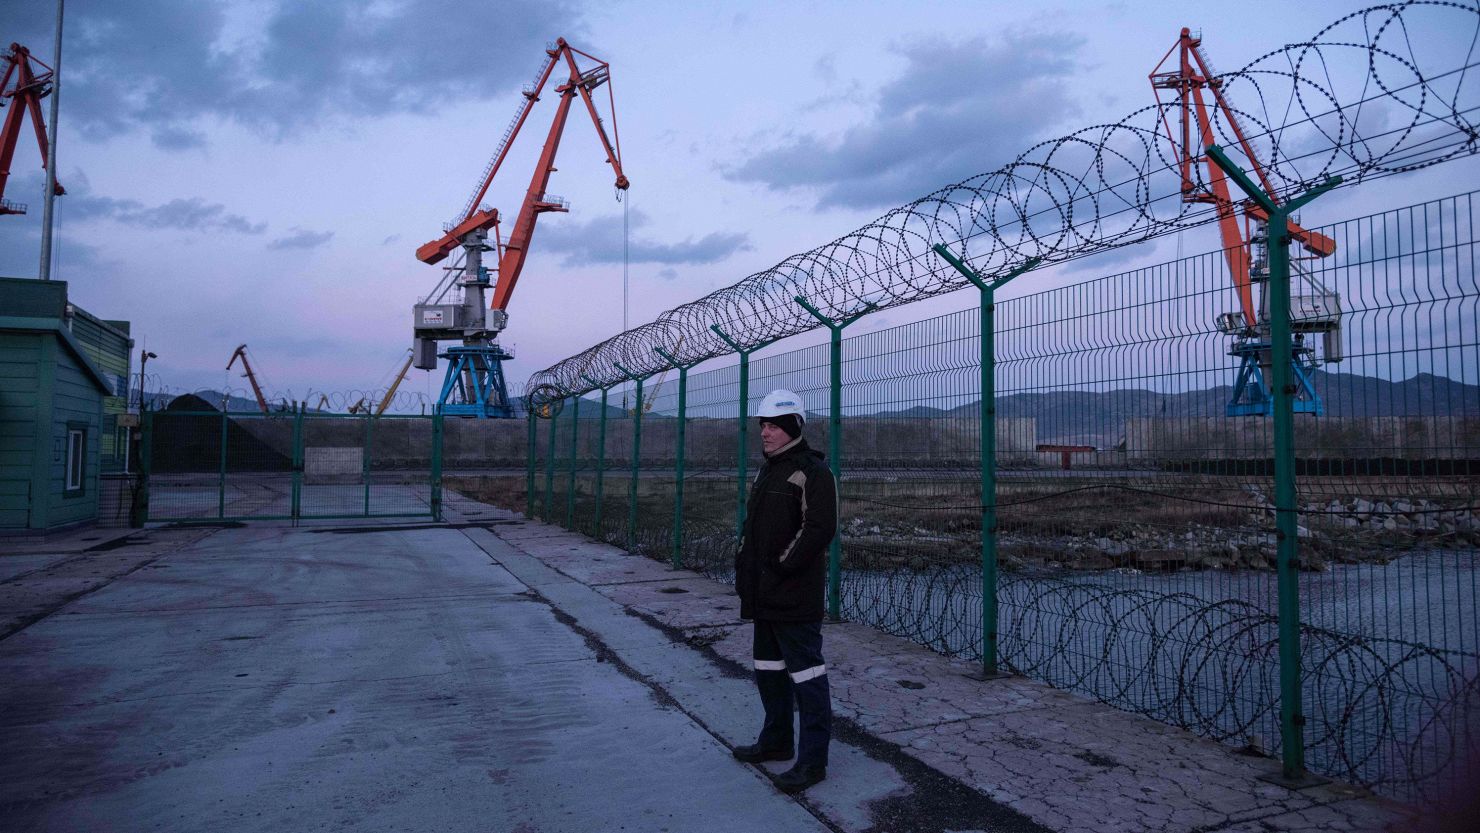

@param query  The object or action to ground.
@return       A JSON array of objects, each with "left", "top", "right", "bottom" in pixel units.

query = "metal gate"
[{"left": 138, "top": 410, "right": 442, "bottom": 523}]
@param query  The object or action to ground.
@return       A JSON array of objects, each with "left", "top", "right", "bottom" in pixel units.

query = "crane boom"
[
  {"left": 0, "top": 42, "right": 65, "bottom": 216},
  {"left": 456, "top": 50, "right": 560, "bottom": 226},
  {"left": 1150, "top": 28, "right": 1342, "bottom": 418},
  {"left": 414, "top": 37, "right": 629, "bottom": 304},
  {"left": 375, "top": 351, "right": 414, "bottom": 416},
  {"left": 226, "top": 344, "right": 270, "bottom": 414},
  {"left": 410, "top": 38, "right": 633, "bottom": 420},
  {"left": 491, "top": 44, "right": 628, "bottom": 310},
  {"left": 1150, "top": 29, "right": 1335, "bottom": 329}
]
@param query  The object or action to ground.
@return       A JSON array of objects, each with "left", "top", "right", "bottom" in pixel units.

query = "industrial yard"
[{"left": 3, "top": 2, "right": 1479, "bottom": 831}]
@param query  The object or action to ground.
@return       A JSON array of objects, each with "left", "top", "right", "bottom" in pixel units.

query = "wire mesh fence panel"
[
  {"left": 501, "top": 186, "right": 1480, "bottom": 802},
  {"left": 366, "top": 415, "right": 440, "bottom": 517},
  {"left": 1287, "top": 193, "right": 1480, "bottom": 802},
  {"left": 144, "top": 411, "right": 228, "bottom": 520},
  {"left": 560, "top": 394, "right": 620, "bottom": 546},
  {"left": 299, "top": 414, "right": 373, "bottom": 518},
  {"left": 835, "top": 311, "right": 989, "bottom": 658},
  {"left": 218, "top": 413, "right": 296, "bottom": 519},
  {"left": 143, "top": 410, "right": 440, "bottom": 523},
  {"left": 987, "top": 239, "right": 1293, "bottom": 759},
  {"left": 681, "top": 363, "right": 747, "bottom": 580},
  {"left": 621, "top": 382, "right": 671, "bottom": 561},
  {"left": 144, "top": 411, "right": 298, "bottom": 520},
  {"left": 438, "top": 415, "right": 524, "bottom": 516}
]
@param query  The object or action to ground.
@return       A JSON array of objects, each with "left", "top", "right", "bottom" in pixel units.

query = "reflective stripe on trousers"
[{"left": 751, "top": 619, "right": 831, "bottom": 767}]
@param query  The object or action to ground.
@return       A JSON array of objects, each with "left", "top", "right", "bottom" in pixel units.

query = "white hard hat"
[{"left": 755, "top": 389, "right": 806, "bottom": 424}]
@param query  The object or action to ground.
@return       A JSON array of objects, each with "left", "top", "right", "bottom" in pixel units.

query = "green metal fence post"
[
  {"left": 615, "top": 363, "right": 645, "bottom": 555},
  {"left": 132, "top": 409, "right": 152, "bottom": 527},
  {"left": 544, "top": 400, "right": 560, "bottom": 523},
  {"left": 581, "top": 374, "right": 609, "bottom": 539},
  {"left": 430, "top": 413, "right": 444, "bottom": 521},
  {"left": 712, "top": 326, "right": 756, "bottom": 548},
  {"left": 1208, "top": 144, "right": 1340, "bottom": 785},
  {"left": 363, "top": 411, "right": 373, "bottom": 517},
  {"left": 291, "top": 404, "right": 304, "bottom": 523},
  {"left": 525, "top": 407, "right": 537, "bottom": 518},
  {"left": 217, "top": 408, "right": 229, "bottom": 520},
  {"left": 566, "top": 393, "right": 580, "bottom": 529},
  {"left": 794, "top": 295, "right": 877, "bottom": 621},
  {"left": 934, "top": 245, "right": 1041, "bottom": 677},
  {"left": 656, "top": 347, "right": 697, "bottom": 570}
]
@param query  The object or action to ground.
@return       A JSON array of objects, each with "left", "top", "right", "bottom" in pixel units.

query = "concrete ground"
[{"left": 0, "top": 493, "right": 1421, "bottom": 832}]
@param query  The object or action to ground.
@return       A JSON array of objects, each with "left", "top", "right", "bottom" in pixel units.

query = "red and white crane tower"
[
  {"left": 1151, "top": 28, "right": 1343, "bottom": 416},
  {"left": 0, "top": 42, "right": 64, "bottom": 217},
  {"left": 412, "top": 38, "right": 629, "bottom": 418}
]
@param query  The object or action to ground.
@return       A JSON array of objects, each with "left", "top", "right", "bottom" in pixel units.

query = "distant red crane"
[
  {"left": 0, "top": 42, "right": 64, "bottom": 217},
  {"left": 227, "top": 344, "right": 271, "bottom": 415},
  {"left": 1150, "top": 28, "right": 1342, "bottom": 416}
]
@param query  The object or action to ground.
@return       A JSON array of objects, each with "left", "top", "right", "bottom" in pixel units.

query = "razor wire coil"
[{"left": 526, "top": 1, "right": 1480, "bottom": 401}]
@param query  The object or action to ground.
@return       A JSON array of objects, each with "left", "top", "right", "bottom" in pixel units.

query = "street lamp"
[{"left": 139, "top": 350, "right": 156, "bottom": 410}]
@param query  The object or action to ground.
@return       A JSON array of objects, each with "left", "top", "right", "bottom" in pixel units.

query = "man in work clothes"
[{"left": 732, "top": 389, "right": 838, "bottom": 793}]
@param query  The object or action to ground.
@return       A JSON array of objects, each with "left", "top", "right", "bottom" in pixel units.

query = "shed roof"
[
  {"left": 0, "top": 277, "right": 120, "bottom": 396},
  {"left": 0, "top": 317, "right": 113, "bottom": 395}
]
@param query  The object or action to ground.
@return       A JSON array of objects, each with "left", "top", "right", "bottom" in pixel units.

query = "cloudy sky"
[{"left": 1, "top": 0, "right": 1475, "bottom": 407}]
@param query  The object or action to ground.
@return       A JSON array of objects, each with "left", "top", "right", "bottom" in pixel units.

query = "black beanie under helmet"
[{"left": 758, "top": 413, "right": 803, "bottom": 441}]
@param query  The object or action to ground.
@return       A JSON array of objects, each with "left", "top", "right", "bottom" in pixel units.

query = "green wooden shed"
[{"left": 0, "top": 277, "right": 126, "bottom": 533}]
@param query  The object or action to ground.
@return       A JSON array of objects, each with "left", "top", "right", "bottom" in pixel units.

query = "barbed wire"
[
  {"left": 989, "top": 569, "right": 1478, "bottom": 796},
  {"left": 525, "top": 1, "right": 1480, "bottom": 406},
  {"left": 656, "top": 517, "right": 1479, "bottom": 799}
]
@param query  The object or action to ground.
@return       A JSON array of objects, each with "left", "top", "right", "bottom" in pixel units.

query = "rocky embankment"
[{"left": 841, "top": 495, "right": 1480, "bottom": 573}]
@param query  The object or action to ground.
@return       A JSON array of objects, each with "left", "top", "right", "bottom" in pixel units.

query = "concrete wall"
[
  {"left": 232, "top": 415, "right": 452, "bottom": 468},
  {"left": 443, "top": 418, "right": 525, "bottom": 466},
  {"left": 1125, "top": 416, "right": 1480, "bottom": 460},
  {"left": 305, "top": 447, "right": 363, "bottom": 483},
  {"left": 525, "top": 416, "right": 1038, "bottom": 468}
]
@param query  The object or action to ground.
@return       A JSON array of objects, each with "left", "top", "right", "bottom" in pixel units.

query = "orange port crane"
[
  {"left": 412, "top": 38, "right": 629, "bottom": 418},
  {"left": 1150, "top": 28, "right": 1342, "bottom": 416},
  {"left": 0, "top": 42, "right": 64, "bottom": 216},
  {"left": 227, "top": 344, "right": 272, "bottom": 414}
]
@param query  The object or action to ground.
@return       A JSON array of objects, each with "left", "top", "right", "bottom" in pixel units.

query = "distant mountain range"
[
  {"left": 614, "top": 372, "right": 1478, "bottom": 442},
  {"left": 877, "top": 371, "right": 1480, "bottom": 444}
]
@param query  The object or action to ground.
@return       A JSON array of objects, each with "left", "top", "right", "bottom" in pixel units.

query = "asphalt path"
[{"left": 0, "top": 523, "right": 841, "bottom": 832}]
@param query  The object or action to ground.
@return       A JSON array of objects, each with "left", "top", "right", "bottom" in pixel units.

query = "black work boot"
[
  {"left": 732, "top": 743, "right": 793, "bottom": 764},
  {"left": 774, "top": 762, "right": 826, "bottom": 793}
]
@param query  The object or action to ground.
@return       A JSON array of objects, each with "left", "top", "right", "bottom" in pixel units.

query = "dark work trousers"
[{"left": 752, "top": 619, "right": 831, "bottom": 768}]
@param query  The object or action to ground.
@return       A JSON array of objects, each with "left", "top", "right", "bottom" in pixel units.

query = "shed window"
[{"left": 66, "top": 428, "right": 86, "bottom": 494}]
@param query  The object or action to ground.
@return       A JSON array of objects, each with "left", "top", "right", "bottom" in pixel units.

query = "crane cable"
[{"left": 622, "top": 186, "right": 630, "bottom": 410}]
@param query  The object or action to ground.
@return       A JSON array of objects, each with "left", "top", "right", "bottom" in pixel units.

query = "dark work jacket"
[{"left": 735, "top": 437, "right": 838, "bottom": 622}]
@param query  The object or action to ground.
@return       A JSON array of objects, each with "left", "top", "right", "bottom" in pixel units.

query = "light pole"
[
  {"left": 138, "top": 350, "right": 156, "bottom": 410},
  {"left": 38, "top": 0, "right": 64, "bottom": 281}
]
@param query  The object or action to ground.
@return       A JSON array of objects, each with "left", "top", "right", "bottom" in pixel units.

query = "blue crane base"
[
  {"left": 437, "top": 344, "right": 514, "bottom": 418},
  {"left": 1226, "top": 341, "right": 1324, "bottom": 417}
]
